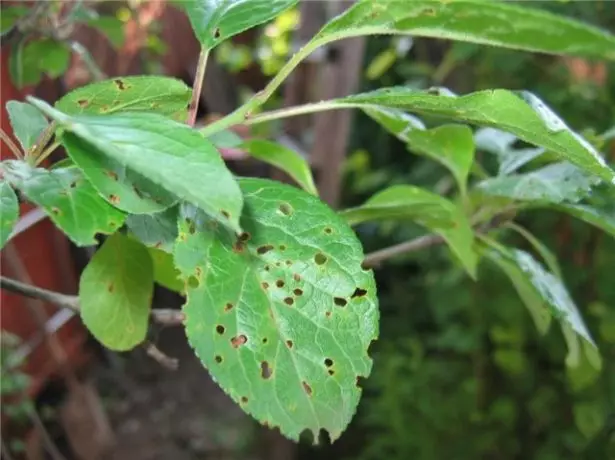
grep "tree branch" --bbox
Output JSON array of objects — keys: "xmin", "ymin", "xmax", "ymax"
[
  {"xmin": 363, "ymin": 233, "xmax": 443, "ymax": 268},
  {"xmin": 0, "ymin": 276, "xmax": 184, "ymax": 326},
  {"xmin": 187, "ymin": 48, "xmax": 209, "ymax": 127}
]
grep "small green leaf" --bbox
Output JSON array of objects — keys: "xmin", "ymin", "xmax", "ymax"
[
  {"xmin": 1, "ymin": 6, "xmax": 30, "ymax": 34},
  {"xmin": 341, "ymin": 185, "xmax": 477, "ymax": 277},
  {"xmin": 149, "ymin": 247, "xmax": 184, "ymax": 293},
  {"xmin": 126, "ymin": 206, "xmax": 179, "ymax": 253},
  {"xmin": 176, "ymin": 0, "xmax": 298, "ymax": 50},
  {"xmin": 85, "ymin": 16, "xmax": 125, "ymax": 48},
  {"xmin": 174, "ymin": 178, "xmax": 378, "ymax": 442},
  {"xmin": 0, "ymin": 181, "xmax": 19, "ymax": 249},
  {"xmin": 6, "ymin": 101, "xmax": 49, "ymax": 153},
  {"xmin": 34, "ymin": 39, "xmax": 71, "ymax": 79},
  {"xmin": 553, "ymin": 203, "xmax": 615, "ymax": 238},
  {"xmin": 340, "ymin": 88, "xmax": 614, "ymax": 184},
  {"xmin": 311, "ymin": 0, "xmax": 615, "ymax": 60},
  {"xmin": 29, "ymin": 98, "xmax": 243, "ymax": 232},
  {"xmin": 474, "ymin": 127, "xmax": 544, "ymax": 175},
  {"xmin": 476, "ymin": 162, "xmax": 600, "ymax": 204},
  {"xmin": 55, "ymin": 76, "xmax": 192, "ymax": 121},
  {"xmin": 79, "ymin": 233, "xmax": 153, "ymax": 351},
  {"xmin": 9, "ymin": 38, "xmax": 40, "ymax": 89},
  {"xmin": 1, "ymin": 160, "xmax": 125, "ymax": 247},
  {"xmin": 242, "ymin": 140, "xmax": 317, "ymax": 195}
]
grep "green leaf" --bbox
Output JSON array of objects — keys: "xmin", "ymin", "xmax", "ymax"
[
  {"xmin": 10, "ymin": 39, "xmax": 70, "ymax": 86},
  {"xmin": 482, "ymin": 239, "xmax": 595, "ymax": 346},
  {"xmin": 553, "ymin": 203, "xmax": 615, "ymax": 238},
  {"xmin": 85, "ymin": 16, "xmax": 125, "ymax": 48},
  {"xmin": 79, "ymin": 233, "xmax": 153, "ymax": 351},
  {"xmin": 1, "ymin": 160, "xmax": 125, "ymax": 247},
  {"xmin": 176, "ymin": 0, "xmax": 298, "ymax": 50},
  {"xmin": 504, "ymin": 223, "xmax": 562, "ymax": 279},
  {"xmin": 126, "ymin": 206, "xmax": 179, "ymax": 253},
  {"xmin": 1, "ymin": 6, "xmax": 30, "ymax": 34},
  {"xmin": 573, "ymin": 402, "xmax": 606, "ymax": 440},
  {"xmin": 242, "ymin": 140, "xmax": 317, "ymax": 195},
  {"xmin": 30, "ymin": 98, "xmax": 243, "ymax": 232},
  {"xmin": 6, "ymin": 101, "xmax": 49, "ymax": 153},
  {"xmin": 0, "ymin": 181, "xmax": 18, "ymax": 249},
  {"xmin": 149, "ymin": 247, "xmax": 184, "ymax": 293},
  {"xmin": 208, "ymin": 129, "xmax": 243, "ymax": 148},
  {"xmin": 474, "ymin": 127, "xmax": 544, "ymax": 176},
  {"xmin": 339, "ymin": 88, "xmax": 614, "ymax": 184},
  {"xmin": 341, "ymin": 185, "xmax": 477, "ymax": 277},
  {"xmin": 311, "ymin": 0, "xmax": 615, "ymax": 61},
  {"xmin": 363, "ymin": 106, "xmax": 425, "ymax": 141},
  {"xmin": 9, "ymin": 38, "xmax": 40, "ymax": 89},
  {"xmin": 476, "ymin": 162, "xmax": 600, "ymax": 204},
  {"xmin": 55, "ymin": 76, "xmax": 191, "ymax": 121},
  {"xmin": 174, "ymin": 178, "xmax": 378, "ymax": 442}
]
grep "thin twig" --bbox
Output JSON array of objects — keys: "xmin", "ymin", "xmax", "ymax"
[
  {"xmin": 363, "ymin": 234, "xmax": 444, "ymax": 268},
  {"xmin": 68, "ymin": 41, "xmax": 106, "ymax": 81},
  {"xmin": 35, "ymin": 141, "xmax": 60, "ymax": 166},
  {"xmin": 187, "ymin": 48, "xmax": 210, "ymax": 127},
  {"xmin": 0, "ymin": 276, "xmax": 185, "ymax": 326},
  {"xmin": 0, "ymin": 128, "xmax": 23, "ymax": 159},
  {"xmin": 143, "ymin": 341, "xmax": 179, "ymax": 371}
]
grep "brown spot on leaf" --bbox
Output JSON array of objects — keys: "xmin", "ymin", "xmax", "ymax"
[
  {"xmin": 334, "ymin": 297, "xmax": 347, "ymax": 307},
  {"xmin": 239, "ymin": 232, "xmax": 251, "ymax": 241},
  {"xmin": 240, "ymin": 396, "xmax": 248, "ymax": 404},
  {"xmin": 260, "ymin": 361, "xmax": 272, "ymax": 379},
  {"xmin": 314, "ymin": 253, "xmax": 327, "ymax": 265},
  {"xmin": 107, "ymin": 283, "xmax": 114, "ymax": 293},
  {"xmin": 278, "ymin": 202, "xmax": 292, "ymax": 216},
  {"xmin": 302, "ymin": 381, "xmax": 312, "ymax": 396},
  {"xmin": 187, "ymin": 276, "xmax": 199, "ymax": 289},
  {"xmin": 51, "ymin": 207, "xmax": 61, "ymax": 215},
  {"xmin": 293, "ymin": 273, "xmax": 301, "ymax": 282},
  {"xmin": 261, "ymin": 282, "xmax": 269, "ymax": 290},
  {"xmin": 284, "ymin": 297, "xmax": 294, "ymax": 306},
  {"xmin": 285, "ymin": 260, "xmax": 292, "ymax": 266},
  {"xmin": 224, "ymin": 302, "xmax": 234, "ymax": 312},
  {"xmin": 293, "ymin": 288, "xmax": 303, "ymax": 296},
  {"xmin": 114, "ymin": 79, "xmax": 127, "ymax": 90},
  {"xmin": 77, "ymin": 99, "xmax": 89, "ymax": 107},
  {"xmin": 328, "ymin": 369, "xmax": 335, "ymax": 376},
  {"xmin": 279, "ymin": 244, "xmax": 286, "ymax": 251},
  {"xmin": 216, "ymin": 325, "xmax": 225, "ymax": 335},
  {"xmin": 214, "ymin": 27, "xmax": 221, "ymax": 39},
  {"xmin": 325, "ymin": 311, "xmax": 331, "ymax": 318},
  {"xmin": 351, "ymin": 287, "xmax": 368, "ymax": 298},
  {"xmin": 262, "ymin": 337, "xmax": 268, "ymax": 344},
  {"xmin": 215, "ymin": 355, "xmax": 222, "ymax": 363},
  {"xmin": 324, "ymin": 227, "xmax": 333, "ymax": 234},
  {"xmin": 285, "ymin": 340, "xmax": 293, "ymax": 349},
  {"xmin": 109, "ymin": 194, "xmax": 120, "ymax": 205},
  {"xmin": 231, "ymin": 334, "xmax": 247, "ymax": 348},
  {"xmin": 220, "ymin": 209, "xmax": 230, "ymax": 219},
  {"xmin": 233, "ymin": 241, "xmax": 245, "ymax": 253},
  {"xmin": 257, "ymin": 244, "xmax": 274, "ymax": 255},
  {"xmin": 105, "ymin": 170, "xmax": 118, "ymax": 180},
  {"xmin": 324, "ymin": 358, "xmax": 333, "ymax": 367},
  {"xmin": 276, "ymin": 280, "xmax": 285, "ymax": 288},
  {"xmin": 195, "ymin": 267, "xmax": 202, "ymax": 278}
]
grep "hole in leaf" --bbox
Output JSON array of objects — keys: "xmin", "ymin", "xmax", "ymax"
[
  {"xmin": 314, "ymin": 253, "xmax": 327, "ymax": 265},
  {"xmin": 231, "ymin": 334, "xmax": 247, "ymax": 348},
  {"xmin": 108, "ymin": 194, "xmax": 120, "ymax": 205},
  {"xmin": 278, "ymin": 202, "xmax": 293, "ymax": 216},
  {"xmin": 324, "ymin": 358, "xmax": 333, "ymax": 367},
  {"xmin": 261, "ymin": 281, "xmax": 269, "ymax": 290},
  {"xmin": 284, "ymin": 297, "xmax": 294, "ymax": 306},
  {"xmin": 77, "ymin": 99, "xmax": 89, "ymax": 107},
  {"xmin": 293, "ymin": 288, "xmax": 303, "ymax": 296},
  {"xmin": 351, "ymin": 287, "xmax": 368, "ymax": 298},
  {"xmin": 220, "ymin": 209, "xmax": 230, "ymax": 219},
  {"xmin": 324, "ymin": 227, "xmax": 333, "ymax": 234},
  {"xmin": 216, "ymin": 325, "xmax": 225, "ymax": 335},
  {"xmin": 293, "ymin": 273, "xmax": 301, "ymax": 282},
  {"xmin": 224, "ymin": 302, "xmax": 234, "ymax": 312},
  {"xmin": 107, "ymin": 283, "xmax": 114, "ymax": 293},
  {"xmin": 276, "ymin": 280, "xmax": 285, "ymax": 288},
  {"xmin": 334, "ymin": 297, "xmax": 347, "ymax": 307},
  {"xmin": 214, "ymin": 27, "xmax": 221, "ymax": 38},
  {"xmin": 285, "ymin": 340, "xmax": 293, "ymax": 349},
  {"xmin": 257, "ymin": 244, "xmax": 274, "ymax": 255},
  {"xmin": 239, "ymin": 232, "xmax": 251, "ymax": 241},
  {"xmin": 240, "ymin": 396, "xmax": 248, "ymax": 404},
  {"xmin": 215, "ymin": 355, "xmax": 222, "ymax": 363},
  {"xmin": 187, "ymin": 276, "xmax": 199, "ymax": 289},
  {"xmin": 114, "ymin": 79, "xmax": 127, "ymax": 90},
  {"xmin": 279, "ymin": 244, "xmax": 286, "ymax": 251},
  {"xmin": 260, "ymin": 361, "xmax": 272, "ymax": 379},
  {"xmin": 69, "ymin": 180, "xmax": 79, "ymax": 189},
  {"xmin": 302, "ymin": 381, "xmax": 312, "ymax": 396}
]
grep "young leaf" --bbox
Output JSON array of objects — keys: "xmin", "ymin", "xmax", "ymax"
[
  {"xmin": 55, "ymin": 76, "xmax": 192, "ymax": 121},
  {"xmin": 553, "ymin": 203, "xmax": 615, "ymax": 238},
  {"xmin": 149, "ymin": 247, "xmax": 184, "ymax": 293},
  {"xmin": 126, "ymin": 206, "xmax": 179, "ymax": 254},
  {"xmin": 176, "ymin": 0, "xmax": 298, "ymax": 50},
  {"xmin": 0, "ymin": 181, "xmax": 18, "ymax": 249},
  {"xmin": 341, "ymin": 185, "xmax": 477, "ymax": 277},
  {"xmin": 476, "ymin": 162, "xmax": 600, "ymax": 204},
  {"xmin": 174, "ymin": 178, "xmax": 378, "ymax": 442},
  {"xmin": 6, "ymin": 101, "xmax": 49, "ymax": 153},
  {"xmin": 339, "ymin": 88, "xmax": 614, "ymax": 184},
  {"xmin": 482, "ymin": 240, "xmax": 596, "ymax": 346},
  {"xmin": 474, "ymin": 127, "xmax": 544, "ymax": 176},
  {"xmin": 311, "ymin": 0, "xmax": 615, "ymax": 61},
  {"xmin": 29, "ymin": 99, "xmax": 243, "ymax": 232},
  {"xmin": 242, "ymin": 139, "xmax": 318, "ymax": 195},
  {"xmin": 79, "ymin": 233, "xmax": 154, "ymax": 351},
  {"xmin": 1, "ymin": 160, "xmax": 125, "ymax": 246},
  {"xmin": 504, "ymin": 223, "xmax": 562, "ymax": 279}
]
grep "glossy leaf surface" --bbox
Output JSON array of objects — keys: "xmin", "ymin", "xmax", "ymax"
[
  {"xmin": 126, "ymin": 207, "xmax": 179, "ymax": 253},
  {"xmin": 174, "ymin": 178, "xmax": 378, "ymax": 442},
  {"xmin": 6, "ymin": 101, "xmax": 49, "ymax": 152},
  {"xmin": 0, "ymin": 181, "xmax": 18, "ymax": 249}
]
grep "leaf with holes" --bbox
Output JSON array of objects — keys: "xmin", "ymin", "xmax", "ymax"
[
  {"xmin": 0, "ymin": 181, "xmax": 18, "ymax": 249},
  {"xmin": 1, "ymin": 160, "xmax": 125, "ymax": 246},
  {"xmin": 174, "ymin": 178, "xmax": 378, "ymax": 442},
  {"xmin": 310, "ymin": 0, "xmax": 615, "ymax": 60},
  {"xmin": 336, "ymin": 88, "xmax": 614, "ymax": 184},
  {"xmin": 30, "ymin": 98, "xmax": 243, "ymax": 231},
  {"xmin": 482, "ymin": 239, "xmax": 595, "ymax": 346},
  {"xmin": 126, "ymin": 206, "xmax": 179, "ymax": 253},
  {"xmin": 55, "ymin": 76, "xmax": 191, "ymax": 121},
  {"xmin": 242, "ymin": 140, "xmax": 317, "ymax": 195},
  {"xmin": 553, "ymin": 203, "xmax": 615, "ymax": 238},
  {"xmin": 79, "ymin": 233, "xmax": 153, "ymax": 351},
  {"xmin": 476, "ymin": 162, "xmax": 600, "ymax": 204},
  {"xmin": 6, "ymin": 101, "xmax": 49, "ymax": 153},
  {"xmin": 176, "ymin": 0, "xmax": 298, "ymax": 50},
  {"xmin": 341, "ymin": 185, "xmax": 477, "ymax": 277}
]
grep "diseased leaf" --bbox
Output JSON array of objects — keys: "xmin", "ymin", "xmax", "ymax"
[
  {"xmin": 149, "ymin": 247, "xmax": 184, "ymax": 293},
  {"xmin": 174, "ymin": 178, "xmax": 378, "ymax": 442},
  {"xmin": 341, "ymin": 185, "xmax": 477, "ymax": 277},
  {"xmin": 554, "ymin": 203, "xmax": 615, "ymax": 238},
  {"xmin": 55, "ymin": 76, "xmax": 192, "ymax": 121},
  {"xmin": 1, "ymin": 160, "xmax": 125, "ymax": 247},
  {"xmin": 29, "ymin": 98, "xmax": 243, "ymax": 232},
  {"xmin": 79, "ymin": 233, "xmax": 153, "ymax": 351},
  {"xmin": 126, "ymin": 206, "xmax": 179, "ymax": 253},
  {"xmin": 476, "ymin": 162, "xmax": 600, "ymax": 204},
  {"xmin": 0, "ymin": 181, "xmax": 19, "ymax": 249},
  {"xmin": 338, "ymin": 88, "xmax": 614, "ymax": 183},
  {"xmin": 6, "ymin": 101, "xmax": 49, "ymax": 153},
  {"xmin": 311, "ymin": 0, "xmax": 615, "ymax": 61},
  {"xmin": 176, "ymin": 0, "xmax": 298, "ymax": 50},
  {"xmin": 242, "ymin": 140, "xmax": 317, "ymax": 195},
  {"xmin": 474, "ymin": 127, "xmax": 544, "ymax": 175}
]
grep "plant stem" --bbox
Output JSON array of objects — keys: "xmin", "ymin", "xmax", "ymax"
[
  {"xmin": 363, "ymin": 234, "xmax": 443, "ymax": 268},
  {"xmin": 187, "ymin": 47, "xmax": 210, "ymax": 127},
  {"xmin": 244, "ymin": 100, "xmax": 364, "ymax": 125},
  {"xmin": 35, "ymin": 141, "xmax": 60, "ymax": 166},
  {"xmin": 0, "ymin": 276, "xmax": 185, "ymax": 326},
  {"xmin": 0, "ymin": 128, "xmax": 23, "ymax": 160},
  {"xmin": 68, "ymin": 40, "xmax": 106, "ymax": 81}
]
